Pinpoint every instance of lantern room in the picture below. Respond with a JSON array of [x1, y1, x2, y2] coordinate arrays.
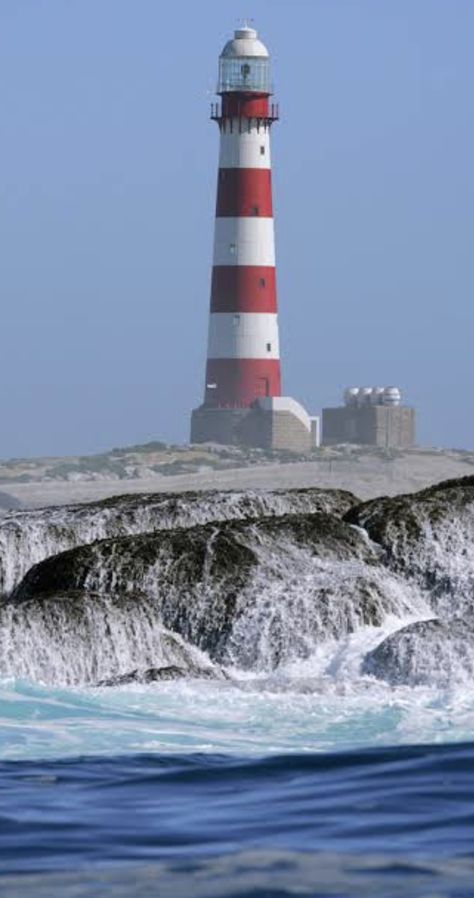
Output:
[[218, 27, 272, 95]]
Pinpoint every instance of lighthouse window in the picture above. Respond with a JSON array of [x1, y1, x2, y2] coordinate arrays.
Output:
[[218, 57, 271, 94], [259, 277, 266, 288], [229, 243, 236, 254], [260, 146, 265, 156], [266, 343, 272, 352], [251, 205, 260, 216]]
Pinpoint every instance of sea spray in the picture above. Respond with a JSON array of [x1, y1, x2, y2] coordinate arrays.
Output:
[[0, 488, 356, 597]]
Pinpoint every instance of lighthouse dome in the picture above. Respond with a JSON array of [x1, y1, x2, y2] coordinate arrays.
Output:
[[218, 26, 271, 94], [221, 27, 269, 59]]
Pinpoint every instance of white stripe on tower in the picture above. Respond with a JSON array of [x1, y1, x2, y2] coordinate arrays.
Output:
[[207, 312, 280, 359], [219, 127, 272, 169], [213, 218, 276, 268]]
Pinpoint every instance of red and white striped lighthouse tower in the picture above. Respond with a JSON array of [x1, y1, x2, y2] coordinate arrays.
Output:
[[205, 25, 280, 409], [191, 26, 313, 451]]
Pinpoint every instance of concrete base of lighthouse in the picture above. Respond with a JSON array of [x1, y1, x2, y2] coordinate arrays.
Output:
[[190, 397, 313, 454]]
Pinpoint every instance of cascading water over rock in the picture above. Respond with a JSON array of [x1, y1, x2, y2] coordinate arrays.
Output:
[[346, 476, 474, 618], [0, 487, 357, 597], [6, 512, 426, 682], [0, 593, 220, 686], [1, 478, 474, 688]]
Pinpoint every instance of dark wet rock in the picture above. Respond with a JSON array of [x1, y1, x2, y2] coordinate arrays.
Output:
[[96, 664, 226, 687], [362, 618, 474, 686], [346, 476, 474, 616], [10, 512, 416, 670], [0, 486, 359, 597], [12, 512, 375, 601], [94, 486, 359, 520], [11, 522, 257, 660]]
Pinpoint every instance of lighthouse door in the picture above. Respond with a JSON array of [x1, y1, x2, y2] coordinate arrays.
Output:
[[255, 377, 269, 398]]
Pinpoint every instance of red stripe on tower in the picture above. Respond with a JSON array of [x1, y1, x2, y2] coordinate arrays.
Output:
[[210, 267, 277, 313], [205, 359, 281, 408], [201, 25, 281, 409], [216, 169, 273, 217]]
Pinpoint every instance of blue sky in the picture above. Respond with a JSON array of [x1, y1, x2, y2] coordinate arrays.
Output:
[[1, 0, 473, 457]]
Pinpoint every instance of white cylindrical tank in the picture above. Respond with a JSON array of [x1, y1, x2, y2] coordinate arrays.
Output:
[[371, 387, 386, 405], [383, 386, 402, 406], [358, 387, 373, 405], [344, 387, 360, 406]]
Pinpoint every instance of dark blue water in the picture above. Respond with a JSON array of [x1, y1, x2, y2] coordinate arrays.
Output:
[[2, 742, 474, 897]]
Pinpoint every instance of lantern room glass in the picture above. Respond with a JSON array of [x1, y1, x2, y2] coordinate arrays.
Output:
[[218, 57, 271, 94]]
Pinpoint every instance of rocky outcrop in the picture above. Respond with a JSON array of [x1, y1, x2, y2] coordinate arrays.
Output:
[[345, 476, 474, 617], [0, 487, 358, 597], [9, 512, 420, 672], [4, 475, 474, 688], [96, 664, 227, 687], [362, 618, 474, 686]]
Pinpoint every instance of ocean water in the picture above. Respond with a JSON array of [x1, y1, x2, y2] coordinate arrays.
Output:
[[2, 740, 474, 897], [2, 638, 474, 897], [2, 484, 474, 896], [2, 643, 474, 761]]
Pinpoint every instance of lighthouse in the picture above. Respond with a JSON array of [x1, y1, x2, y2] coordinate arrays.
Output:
[[191, 26, 314, 452]]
